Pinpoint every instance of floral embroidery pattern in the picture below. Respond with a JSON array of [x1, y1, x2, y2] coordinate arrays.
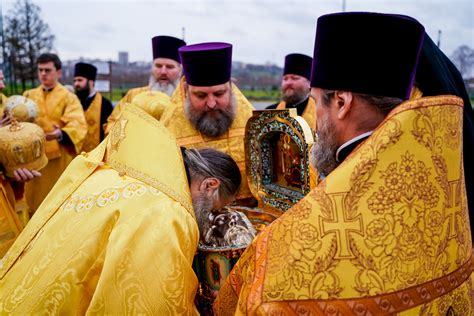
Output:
[[367, 152, 439, 217], [220, 97, 471, 314], [354, 152, 446, 295], [61, 182, 160, 213], [351, 105, 467, 299]]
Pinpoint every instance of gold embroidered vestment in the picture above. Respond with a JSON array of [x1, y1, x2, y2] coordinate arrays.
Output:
[[214, 95, 473, 315], [23, 83, 87, 212], [0, 105, 199, 314]]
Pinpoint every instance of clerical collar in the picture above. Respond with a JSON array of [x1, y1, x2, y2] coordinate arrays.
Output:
[[87, 90, 97, 100], [335, 131, 373, 163], [287, 95, 310, 116], [42, 86, 55, 92]]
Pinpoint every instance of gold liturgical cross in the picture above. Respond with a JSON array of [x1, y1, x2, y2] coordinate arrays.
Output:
[[446, 179, 462, 240], [319, 192, 363, 259]]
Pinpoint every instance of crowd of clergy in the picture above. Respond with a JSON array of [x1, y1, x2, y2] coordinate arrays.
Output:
[[0, 11, 473, 315]]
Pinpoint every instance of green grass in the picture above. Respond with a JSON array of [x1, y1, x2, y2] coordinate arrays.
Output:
[[241, 89, 280, 102], [2, 83, 127, 102], [4, 82, 474, 107], [110, 88, 128, 102], [2, 83, 35, 95], [111, 88, 281, 102]]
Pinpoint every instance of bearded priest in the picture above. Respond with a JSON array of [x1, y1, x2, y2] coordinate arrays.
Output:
[[0, 101, 241, 314], [160, 42, 255, 205], [214, 12, 472, 315]]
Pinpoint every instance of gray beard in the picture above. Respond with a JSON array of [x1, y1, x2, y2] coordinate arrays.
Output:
[[192, 192, 214, 239], [184, 93, 237, 137], [282, 89, 309, 106], [149, 76, 179, 96], [310, 114, 339, 178]]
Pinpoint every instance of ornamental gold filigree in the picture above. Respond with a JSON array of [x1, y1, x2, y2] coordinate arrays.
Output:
[[107, 118, 128, 155]]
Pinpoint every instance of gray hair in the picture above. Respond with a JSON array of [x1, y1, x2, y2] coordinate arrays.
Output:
[[183, 148, 241, 199], [148, 72, 181, 96], [321, 89, 402, 115]]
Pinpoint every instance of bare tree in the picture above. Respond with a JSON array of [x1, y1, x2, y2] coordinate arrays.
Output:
[[4, 0, 55, 91], [4, 17, 23, 93], [451, 45, 474, 78]]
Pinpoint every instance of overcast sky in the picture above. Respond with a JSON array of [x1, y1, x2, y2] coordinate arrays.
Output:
[[3, 0, 473, 66]]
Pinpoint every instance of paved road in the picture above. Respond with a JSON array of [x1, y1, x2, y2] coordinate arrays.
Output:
[[251, 101, 273, 110]]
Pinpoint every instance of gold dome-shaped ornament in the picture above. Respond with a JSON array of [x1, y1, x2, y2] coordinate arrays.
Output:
[[0, 116, 48, 177], [5, 95, 38, 122]]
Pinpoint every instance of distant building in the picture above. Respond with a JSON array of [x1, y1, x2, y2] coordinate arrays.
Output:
[[118, 51, 129, 65]]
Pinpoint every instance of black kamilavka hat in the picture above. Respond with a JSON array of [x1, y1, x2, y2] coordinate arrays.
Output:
[[311, 12, 425, 100], [152, 35, 186, 62], [284, 53, 312, 80], [74, 62, 97, 81]]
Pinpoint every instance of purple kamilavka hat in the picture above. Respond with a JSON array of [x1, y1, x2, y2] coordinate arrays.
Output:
[[179, 42, 232, 87]]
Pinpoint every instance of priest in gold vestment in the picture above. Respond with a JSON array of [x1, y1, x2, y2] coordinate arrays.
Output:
[[214, 13, 473, 315], [0, 71, 23, 256], [414, 33, 474, 241], [0, 70, 43, 256], [105, 35, 186, 133], [266, 53, 317, 130], [23, 53, 87, 212], [160, 42, 254, 203], [0, 176, 21, 258], [73, 62, 113, 152], [0, 70, 6, 116], [0, 170, 41, 258], [0, 102, 242, 314]]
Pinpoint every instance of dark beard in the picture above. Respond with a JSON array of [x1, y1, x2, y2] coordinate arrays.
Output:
[[310, 114, 339, 178], [75, 87, 90, 103], [184, 94, 236, 137]]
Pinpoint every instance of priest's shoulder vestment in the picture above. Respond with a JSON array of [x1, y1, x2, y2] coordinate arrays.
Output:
[[214, 95, 473, 315], [0, 104, 199, 315]]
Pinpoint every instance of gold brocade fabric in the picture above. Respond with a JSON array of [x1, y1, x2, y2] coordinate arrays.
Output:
[[131, 90, 172, 120], [24, 83, 87, 155], [105, 85, 149, 134], [0, 176, 22, 258], [161, 78, 254, 201], [276, 96, 317, 130], [214, 95, 473, 315], [23, 84, 87, 212], [0, 93, 7, 117], [82, 92, 102, 152], [0, 104, 199, 314]]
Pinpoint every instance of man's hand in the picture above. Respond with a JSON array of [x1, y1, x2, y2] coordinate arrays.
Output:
[[45, 124, 62, 141], [13, 168, 42, 182], [0, 114, 11, 127]]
